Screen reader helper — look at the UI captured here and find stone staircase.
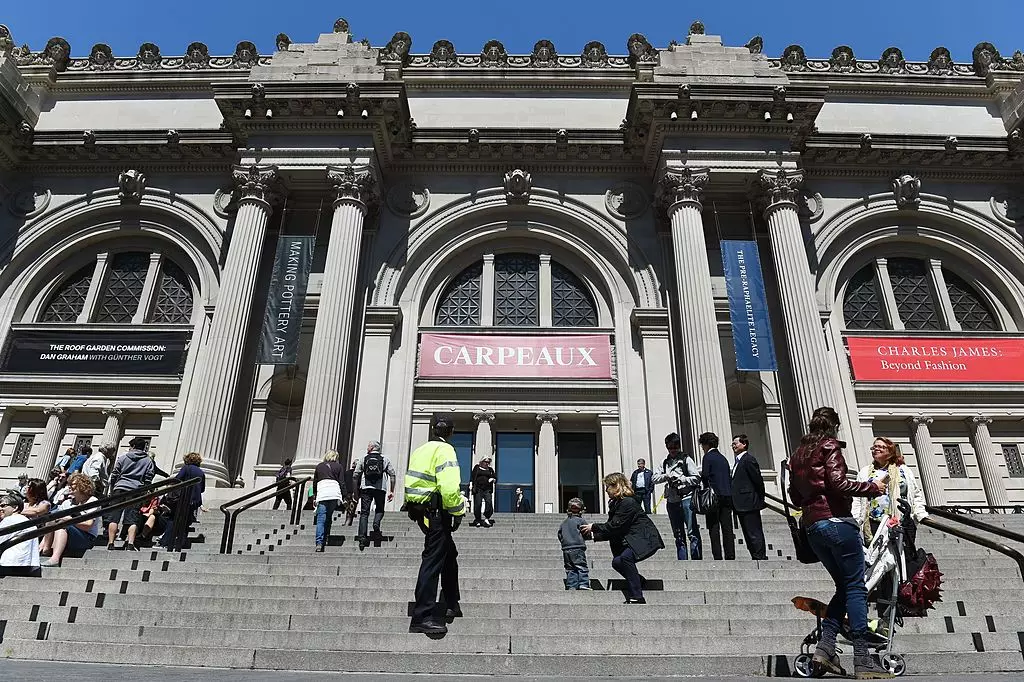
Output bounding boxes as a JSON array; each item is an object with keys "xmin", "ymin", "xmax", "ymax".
[{"xmin": 1, "ymin": 507, "xmax": 1023, "ymax": 676}]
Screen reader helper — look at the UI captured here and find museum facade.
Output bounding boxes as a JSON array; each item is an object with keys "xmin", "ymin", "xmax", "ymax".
[{"xmin": 1, "ymin": 19, "xmax": 1023, "ymax": 512}]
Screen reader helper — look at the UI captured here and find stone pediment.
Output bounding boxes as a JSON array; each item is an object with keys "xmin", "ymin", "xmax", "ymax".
[{"xmin": 249, "ymin": 29, "xmax": 385, "ymax": 83}]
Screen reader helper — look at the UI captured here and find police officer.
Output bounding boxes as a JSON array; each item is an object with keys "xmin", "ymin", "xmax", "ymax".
[{"xmin": 405, "ymin": 414, "xmax": 465, "ymax": 634}]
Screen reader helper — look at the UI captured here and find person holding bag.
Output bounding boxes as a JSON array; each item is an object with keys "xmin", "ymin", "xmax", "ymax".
[{"xmin": 788, "ymin": 407, "xmax": 890, "ymax": 680}]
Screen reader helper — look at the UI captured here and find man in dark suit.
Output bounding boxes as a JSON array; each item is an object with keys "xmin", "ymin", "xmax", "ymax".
[
  {"xmin": 630, "ymin": 459, "xmax": 654, "ymax": 514},
  {"xmin": 698, "ymin": 432, "xmax": 735, "ymax": 560},
  {"xmin": 730, "ymin": 434, "xmax": 767, "ymax": 560}
]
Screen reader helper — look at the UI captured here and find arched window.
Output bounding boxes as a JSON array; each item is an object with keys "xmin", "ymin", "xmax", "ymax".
[
  {"xmin": 41, "ymin": 265, "xmax": 94, "ymax": 322},
  {"xmin": 38, "ymin": 251, "xmax": 194, "ymax": 324},
  {"xmin": 842, "ymin": 257, "xmax": 999, "ymax": 332},
  {"xmin": 552, "ymin": 262, "xmax": 597, "ymax": 327},
  {"xmin": 436, "ymin": 261, "xmax": 482, "ymax": 326},
  {"xmin": 494, "ymin": 254, "xmax": 539, "ymax": 326}
]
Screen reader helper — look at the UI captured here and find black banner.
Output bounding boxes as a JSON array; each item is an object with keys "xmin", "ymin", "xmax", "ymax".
[
  {"xmin": 1, "ymin": 329, "xmax": 191, "ymax": 375},
  {"xmin": 257, "ymin": 235, "xmax": 315, "ymax": 365}
]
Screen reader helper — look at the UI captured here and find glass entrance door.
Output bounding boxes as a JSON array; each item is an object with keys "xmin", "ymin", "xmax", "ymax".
[
  {"xmin": 450, "ymin": 432, "xmax": 474, "ymax": 498},
  {"xmin": 558, "ymin": 432, "xmax": 600, "ymax": 514},
  {"xmin": 495, "ymin": 432, "xmax": 535, "ymax": 512}
]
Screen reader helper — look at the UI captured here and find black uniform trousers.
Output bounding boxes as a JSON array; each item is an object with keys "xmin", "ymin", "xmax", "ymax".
[
  {"xmin": 705, "ymin": 495, "xmax": 736, "ymax": 560},
  {"xmin": 411, "ymin": 508, "xmax": 461, "ymax": 623},
  {"xmin": 736, "ymin": 509, "xmax": 768, "ymax": 560}
]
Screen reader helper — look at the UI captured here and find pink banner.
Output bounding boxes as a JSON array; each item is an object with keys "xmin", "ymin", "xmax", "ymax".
[
  {"xmin": 846, "ymin": 336, "xmax": 1024, "ymax": 383},
  {"xmin": 418, "ymin": 333, "xmax": 612, "ymax": 379}
]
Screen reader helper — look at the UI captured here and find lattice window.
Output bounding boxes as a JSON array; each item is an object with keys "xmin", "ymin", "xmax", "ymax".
[
  {"xmin": 436, "ymin": 261, "xmax": 482, "ymax": 326},
  {"xmin": 151, "ymin": 260, "xmax": 194, "ymax": 324},
  {"xmin": 1002, "ymin": 444, "xmax": 1024, "ymax": 478},
  {"xmin": 96, "ymin": 252, "xmax": 149, "ymax": 323},
  {"xmin": 843, "ymin": 265, "xmax": 887, "ymax": 330},
  {"xmin": 942, "ymin": 443, "xmax": 967, "ymax": 478},
  {"xmin": 10, "ymin": 434, "xmax": 34, "ymax": 468},
  {"xmin": 888, "ymin": 258, "xmax": 941, "ymax": 330},
  {"xmin": 494, "ymin": 254, "xmax": 539, "ymax": 326},
  {"xmin": 943, "ymin": 269, "xmax": 998, "ymax": 332},
  {"xmin": 40, "ymin": 265, "xmax": 94, "ymax": 322},
  {"xmin": 552, "ymin": 262, "xmax": 597, "ymax": 327}
]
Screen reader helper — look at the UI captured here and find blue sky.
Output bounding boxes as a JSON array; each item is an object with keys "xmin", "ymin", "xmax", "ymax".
[{"xmin": 3, "ymin": 1, "xmax": 1023, "ymax": 62}]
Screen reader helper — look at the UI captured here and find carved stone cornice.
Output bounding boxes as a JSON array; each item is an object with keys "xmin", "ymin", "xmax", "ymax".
[
  {"xmin": 327, "ymin": 165, "xmax": 377, "ymax": 212},
  {"xmin": 656, "ymin": 167, "xmax": 709, "ymax": 213},
  {"xmin": 758, "ymin": 168, "xmax": 804, "ymax": 216},
  {"xmin": 232, "ymin": 164, "xmax": 280, "ymax": 208}
]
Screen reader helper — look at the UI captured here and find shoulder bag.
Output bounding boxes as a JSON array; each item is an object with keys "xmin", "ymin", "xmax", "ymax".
[
  {"xmin": 780, "ymin": 459, "xmax": 820, "ymax": 564},
  {"xmin": 688, "ymin": 457, "xmax": 719, "ymax": 515}
]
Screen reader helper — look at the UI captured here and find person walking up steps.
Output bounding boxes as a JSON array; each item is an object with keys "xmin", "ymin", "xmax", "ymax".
[
  {"xmin": 312, "ymin": 450, "xmax": 345, "ymax": 552},
  {"xmin": 405, "ymin": 415, "xmax": 464, "ymax": 635},
  {"xmin": 558, "ymin": 498, "xmax": 591, "ymax": 590},
  {"xmin": 354, "ymin": 441, "xmax": 396, "ymax": 550}
]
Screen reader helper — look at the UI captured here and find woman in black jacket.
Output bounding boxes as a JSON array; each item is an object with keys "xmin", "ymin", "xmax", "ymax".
[{"xmin": 582, "ymin": 472, "xmax": 664, "ymax": 604}]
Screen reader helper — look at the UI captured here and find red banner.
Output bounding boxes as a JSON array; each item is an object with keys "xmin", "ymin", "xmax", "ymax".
[
  {"xmin": 846, "ymin": 336, "xmax": 1024, "ymax": 383},
  {"xmin": 418, "ymin": 333, "xmax": 613, "ymax": 379}
]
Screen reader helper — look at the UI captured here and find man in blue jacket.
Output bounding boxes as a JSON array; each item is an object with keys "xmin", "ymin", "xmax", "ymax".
[
  {"xmin": 629, "ymin": 459, "xmax": 654, "ymax": 514},
  {"xmin": 698, "ymin": 432, "xmax": 735, "ymax": 560}
]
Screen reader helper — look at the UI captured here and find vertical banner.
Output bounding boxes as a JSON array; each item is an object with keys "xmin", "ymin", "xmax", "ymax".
[
  {"xmin": 721, "ymin": 240, "xmax": 778, "ymax": 371},
  {"xmin": 257, "ymin": 236, "xmax": 315, "ymax": 365}
]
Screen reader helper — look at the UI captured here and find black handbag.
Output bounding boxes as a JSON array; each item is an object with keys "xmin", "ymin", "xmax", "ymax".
[
  {"xmin": 689, "ymin": 479, "xmax": 719, "ymax": 515},
  {"xmin": 780, "ymin": 460, "xmax": 820, "ymax": 564}
]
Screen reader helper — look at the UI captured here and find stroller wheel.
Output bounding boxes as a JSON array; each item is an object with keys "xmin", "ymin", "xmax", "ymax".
[
  {"xmin": 881, "ymin": 653, "xmax": 906, "ymax": 676},
  {"xmin": 793, "ymin": 653, "xmax": 823, "ymax": 678}
]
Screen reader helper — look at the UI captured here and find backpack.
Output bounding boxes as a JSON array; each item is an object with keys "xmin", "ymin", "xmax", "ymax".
[
  {"xmin": 363, "ymin": 453, "xmax": 385, "ymax": 485},
  {"xmin": 898, "ymin": 549, "xmax": 943, "ymax": 616}
]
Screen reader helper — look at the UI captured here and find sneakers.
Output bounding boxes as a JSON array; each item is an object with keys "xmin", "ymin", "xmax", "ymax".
[
  {"xmin": 577, "ymin": 585, "xmax": 593, "ymax": 591},
  {"xmin": 123, "ymin": 543, "xmax": 139, "ymax": 552},
  {"xmin": 484, "ymin": 519, "xmax": 494, "ymax": 527},
  {"xmin": 409, "ymin": 619, "xmax": 448, "ymax": 634},
  {"xmin": 106, "ymin": 543, "xmax": 116, "ymax": 551},
  {"xmin": 623, "ymin": 597, "xmax": 647, "ymax": 604},
  {"xmin": 314, "ymin": 544, "xmax": 324, "ymax": 553}
]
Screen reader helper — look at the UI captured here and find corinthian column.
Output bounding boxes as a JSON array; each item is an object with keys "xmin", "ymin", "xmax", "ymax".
[
  {"xmin": 907, "ymin": 416, "xmax": 944, "ymax": 506},
  {"xmin": 535, "ymin": 412, "xmax": 559, "ymax": 514},
  {"xmin": 657, "ymin": 167, "xmax": 732, "ymax": 447},
  {"xmin": 100, "ymin": 408, "xmax": 126, "ymax": 451},
  {"xmin": 293, "ymin": 166, "xmax": 376, "ymax": 476},
  {"xmin": 473, "ymin": 412, "xmax": 495, "ymax": 464},
  {"xmin": 178, "ymin": 165, "xmax": 280, "ymax": 485},
  {"xmin": 967, "ymin": 416, "xmax": 1009, "ymax": 507},
  {"xmin": 759, "ymin": 169, "xmax": 836, "ymax": 425},
  {"xmin": 34, "ymin": 407, "xmax": 68, "ymax": 478}
]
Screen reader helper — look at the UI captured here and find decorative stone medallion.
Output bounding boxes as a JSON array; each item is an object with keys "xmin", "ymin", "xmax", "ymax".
[
  {"xmin": 991, "ymin": 196, "xmax": 1024, "ymax": 225},
  {"xmin": 213, "ymin": 188, "xmax": 236, "ymax": 218},
  {"xmin": 503, "ymin": 169, "xmax": 532, "ymax": 203},
  {"xmin": 6, "ymin": 186, "xmax": 51, "ymax": 218},
  {"xmin": 386, "ymin": 183, "xmax": 430, "ymax": 218},
  {"xmin": 605, "ymin": 182, "xmax": 649, "ymax": 219}
]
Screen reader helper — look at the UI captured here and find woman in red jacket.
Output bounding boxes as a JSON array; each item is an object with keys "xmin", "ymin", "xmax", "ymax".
[{"xmin": 789, "ymin": 407, "xmax": 890, "ymax": 680}]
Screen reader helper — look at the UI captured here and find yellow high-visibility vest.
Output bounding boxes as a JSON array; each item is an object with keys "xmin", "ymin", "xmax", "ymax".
[{"xmin": 404, "ymin": 439, "xmax": 464, "ymax": 516}]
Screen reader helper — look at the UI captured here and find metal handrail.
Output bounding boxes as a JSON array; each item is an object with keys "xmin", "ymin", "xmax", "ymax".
[
  {"xmin": 932, "ymin": 504, "xmax": 1024, "ymax": 515},
  {"xmin": 920, "ymin": 515, "xmax": 1024, "ymax": 582},
  {"xmin": 925, "ymin": 505, "xmax": 1024, "ymax": 545},
  {"xmin": 218, "ymin": 477, "xmax": 300, "ymax": 554},
  {"xmin": 0, "ymin": 476, "xmax": 202, "ymax": 559},
  {"xmin": 220, "ymin": 476, "xmax": 310, "ymax": 555}
]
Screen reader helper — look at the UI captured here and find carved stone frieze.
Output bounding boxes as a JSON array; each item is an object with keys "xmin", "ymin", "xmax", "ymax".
[
  {"xmin": 118, "ymin": 169, "xmax": 147, "ymax": 204},
  {"xmin": 481, "ymin": 40, "xmax": 508, "ymax": 67},
  {"xmin": 626, "ymin": 33, "xmax": 658, "ymax": 66},
  {"xmin": 327, "ymin": 165, "xmax": 377, "ymax": 210},
  {"xmin": 771, "ymin": 43, "xmax": 978, "ymax": 77},
  {"xmin": 380, "ymin": 32, "xmax": 412, "ymax": 65},
  {"xmin": 758, "ymin": 168, "xmax": 804, "ymax": 213},
  {"xmin": 892, "ymin": 174, "xmax": 922, "ymax": 209},
  {"xmin": 386, "ymin": 183, "xmax": 430, "ymax": 217},
  {"xmin": 657, "ymin": 167, "xmax": 709, "ymax": 212},
  {"xmin": 232, "ymin": 164, "xmax": 280, "ymax": 206},
  {"xmin": 605, "ymin": 182, "xmax": 649, "ymax": 219},
  {"xmin": 429, "ymin": 40, "xmax": 457, "ymax": 67},
  {"xmin": 581, "ymin": 41, "xmax": 608, "ymax": 67},
  {"xmin": 503, "ymin": 169, "xmax": 532, "ymax": 203}
]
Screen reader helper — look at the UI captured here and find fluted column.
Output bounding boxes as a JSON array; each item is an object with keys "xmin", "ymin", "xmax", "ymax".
[
  {"xmin": 473, "ymin": 411, "xmax": 495, "ymax": 464},
  {"xmin": 759, "ymin": 169, "xmax": 836, "ymax": 425},
  {"xmin": 100, "ymin": 408, "xmax": 126, "ymax": 451},
  {"xmin": 34, "ymin": 407, "xmax": 68, "ymax": 477},
  {"xmin": 178, "ymin": 165, "xmax": 280, "ymax": 485},
  {"xmin": 967, "ymin": 416, "xmax": 1009, "ymax": 507},
  {"xmin": 293, "ymin": 166, "xmax": 376, "ymax": 476},
  {"xmin": 907, "ymin": 416, "xmax": 945, "ymax": 506},
  {"xmin": 657, "ymin": 167, "xmax": 732, "ymax": 446},
  {"xmin": 536, "ymin": 412, "xmax": 559, "ymax": 514}
]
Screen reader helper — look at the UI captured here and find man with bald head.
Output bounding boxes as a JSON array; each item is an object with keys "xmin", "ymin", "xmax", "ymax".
[{"xmin": 354, "ymin": 440, "xmax": 396, "ymax": 551}]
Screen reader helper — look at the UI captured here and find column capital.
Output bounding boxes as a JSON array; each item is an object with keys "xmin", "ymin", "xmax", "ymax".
[
  {"xmin": 102, "ymin": 407, "xmax": 126, "ymax": 419},
  {"xmin": 656, "ymin": 167, "xmax": 710, "ymax": 214},
  {"xmin": 473, "ymin": 411, "xmax": 495, "ymax": 423},
  {"xmin": 967, "ymin": 415, "xmax": 993, "ymax": 428},
  {"xmin": 757, "ymin": 168, "xmax": 805, "ymax": 216},
  {"xmin": 44, "ymin": 406, "xmax": 68, "ymax": 420},
  {"xmin": 232, "ymin": 164, "xmax": 281, "ymax": 208},
  {"xmin": 536, "ymin": 411, "xmax": 559, "ymax": 424},
  {"xmin": 908, "ymin": 415, "xmax": 934, "ymax": 427},
  {"xmin": 327, "ymin": 165, "xmax": 377, "ymax": 213}
]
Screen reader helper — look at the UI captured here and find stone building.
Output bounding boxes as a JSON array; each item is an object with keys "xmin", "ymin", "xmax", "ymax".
[{"xmin": 1, "ymin": 19, "xmax": 1023, "ymax": 512}]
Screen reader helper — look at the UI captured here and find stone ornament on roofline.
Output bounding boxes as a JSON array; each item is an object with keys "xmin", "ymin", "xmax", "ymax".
[
  {"xmin": 927, "ymin": 46, "xmax": 954, "ymax": 75},
  {"xmin": 276, "ymin": 34, "xmax": 291, "ymax": 52},
  {"xmin": 137, "ymin": 43, "xmax": 161, "ymax": 70},
  {"xmin": 972, "ymin": 42, "xmax": 1004, "ymax": 75},
  {"xmin": 233, "ymin": 41, "xmax": 259, "ymax": 69},
  {"xmin": 689, "ymin": 20, "xmax": 705, "ymax": 36},
  {"xmin": 878, "ymin": 47, "xmax": 906, "ymax": 74},
  {"xmin": 581, "ymin": 41, "xmax": 608, "ymax": 68},
  {"xmin": 0, "ymin": 25, "xmax": 13, "ymax": 56},
  {"xmin": 380, "ymin": 32, "xmax": 412, "ymax": 65},
  {"xmin": 746, "ymin": 36, "xmax": 763, "ymax": 55},
  {"xmin": 334, "ymin": 18, "xmax": 350, "ymax": 33},
  {"xmin": 429, "ymin": 39, "xmax": 457, "ymax": 67},
  {"xmin": 829, "ymin": 46, "xmax": 856, "ymax": 73},
  {"xmin": 626, "ymin": 33, "xmax": 658, "ymax": 66},
  {"xmin": 481, "ymin": 40, "xmax": 508, "ymax": 67},
  {"xmin": 184, "ymin": 42, "xmax": 210, "ymax": 69},
  {"xmin": 532, "ymin": 40, "xmax": 557, "ymax": 67},
  {"xmin": 780, "ymin": 44, "xmax": 807, "ymax": 72},
  {"xmin": 89, "ymin": 43, "xmax": 114, "ymax": 70}
]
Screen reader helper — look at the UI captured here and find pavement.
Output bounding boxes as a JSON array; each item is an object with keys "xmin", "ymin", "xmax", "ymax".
[{"xmin": 0, "ymin": 662, "xmax": 1020, "ymax": 681}]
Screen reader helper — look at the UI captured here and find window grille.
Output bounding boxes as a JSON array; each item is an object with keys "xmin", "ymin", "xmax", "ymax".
[
  {"xmin": 943, "ymin": 269, "xmax": 998, "ymax": 331},
  {"xmin": 1002, "ymin": 444, "xmax": 1024, "ymax": 478},
  {"xmin": 494, "ymin": 254, "xmax": 539, "ymax": 326},
  {"xmin": 41, "ymin": 265, "xmax": 93, "ymax": 322},
  {"xmin": 942, "ymin": 443, "xmax": 967, "ymax": 478},
  {"xmin": 888, "ymin": 258, "xmax": 941, "ymax": 330},
  {"xmin": 10, "ymin": 434, "xmax": 34, "ymax": 468},
  {"xmin": 436, "ymin": 261, "xmax": 482, "ymax": 326},
  {"xmin": 843, "ymin": 265, "xmax": 886, "ymax": 330},
  {"xmin": 151, "ymin": 261, "xmax": 194, "ymax": 324},
  {"xmin": 96, "ymin": 252, "xmax": 149, "ymax": 323},
  {"xmin": 551, "ymin": 262, "xmax": 597, "ymax": 327}
]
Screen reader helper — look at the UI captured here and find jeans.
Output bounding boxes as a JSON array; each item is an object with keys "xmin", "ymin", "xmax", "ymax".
[
  {"xmin": 611, "ymin": 547, "xmax": 643, "ymax": 599},
  {"xmin": 473, "ymin": 490, "xmax": 493, "ymax": 522},
  {"xmin": 666, "ymin": 498, "xmax": 702, "ymax": 560},
  {"xmin": 358, "ymin": 489, "xmax": 386, "ymax": 539},
  {"xmin": 706, "ymin": 495, "xmax": 736, "ymax": 560},
  {"xmin": 562, "ymin": 548, "xmax": 590, "ymax": 589},
  {"xmin": 635, "ymin": 490, "xmax": 652, "ymax": 514},
  {"xmin": 315, "ymin": 500, "xmax": 338, "ymax": 547},
  {"xmin": 806, "ymin": 519, "xmax": 870, "ymax": 638}
]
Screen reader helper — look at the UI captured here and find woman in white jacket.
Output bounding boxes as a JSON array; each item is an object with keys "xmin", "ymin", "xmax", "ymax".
[{"xmin": 852, "ymin": 437, "xmax": 928, "ymax": 534}]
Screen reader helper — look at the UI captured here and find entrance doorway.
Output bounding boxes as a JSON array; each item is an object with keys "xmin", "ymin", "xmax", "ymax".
[
  {"xmin": 450, "ymin": 431, "xmax": 474, "ymax": 497},
  {"xmin": 495, "ymin": 432, "xmax": 535, "ymax": 512},
  {"xmin": 558, "ymin": 433, "xmax": 600, "ymax": 514}
]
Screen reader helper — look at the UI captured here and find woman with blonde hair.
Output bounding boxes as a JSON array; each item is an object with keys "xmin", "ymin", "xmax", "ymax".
[
  {"xmin": 39, "ymin": 473, "xmax": 102, "ymax": 567},
  {"xmin": 852, "ymin": 438, "xmax": 928, "ymax": 534},
  {"xmin": 313, "ymin": 450, "xmax": 345, "ymax": 552},
  {"xmin": 581, "ymin": 472, "xmax": 664, "ymax": 604}
]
